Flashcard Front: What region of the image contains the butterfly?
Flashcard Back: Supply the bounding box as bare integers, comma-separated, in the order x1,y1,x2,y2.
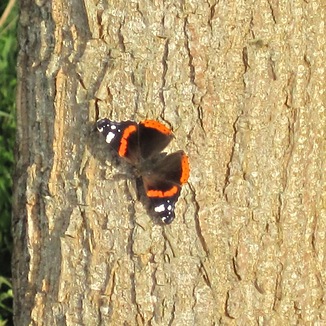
97,119,190,224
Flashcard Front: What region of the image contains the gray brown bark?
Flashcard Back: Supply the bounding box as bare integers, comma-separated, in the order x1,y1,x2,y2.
13,0,325,325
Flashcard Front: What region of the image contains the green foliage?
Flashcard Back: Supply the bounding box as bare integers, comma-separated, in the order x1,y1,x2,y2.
0,1,18,325
0,277,12,326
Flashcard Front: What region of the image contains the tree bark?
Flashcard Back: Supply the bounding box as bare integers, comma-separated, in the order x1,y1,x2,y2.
13,0,325,325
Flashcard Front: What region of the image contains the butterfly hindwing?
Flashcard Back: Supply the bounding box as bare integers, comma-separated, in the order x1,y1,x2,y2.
138,120,173,159
146,151,189,185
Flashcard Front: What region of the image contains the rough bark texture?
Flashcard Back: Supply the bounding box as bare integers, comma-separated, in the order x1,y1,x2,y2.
13,0,325,325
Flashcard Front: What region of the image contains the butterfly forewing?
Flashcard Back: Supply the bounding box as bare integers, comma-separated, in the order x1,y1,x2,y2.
97,119,140,164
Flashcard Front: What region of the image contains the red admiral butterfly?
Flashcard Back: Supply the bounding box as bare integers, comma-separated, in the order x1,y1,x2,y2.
97,119,190,224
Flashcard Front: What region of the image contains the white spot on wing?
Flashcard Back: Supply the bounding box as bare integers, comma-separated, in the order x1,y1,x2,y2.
154,204,166,213
106,132,115,144
97,126,103,132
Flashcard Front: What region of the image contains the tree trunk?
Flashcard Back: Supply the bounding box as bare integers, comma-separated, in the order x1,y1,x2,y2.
13,0,325,325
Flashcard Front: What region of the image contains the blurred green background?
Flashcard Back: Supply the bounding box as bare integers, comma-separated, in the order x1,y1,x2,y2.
0,0,17,325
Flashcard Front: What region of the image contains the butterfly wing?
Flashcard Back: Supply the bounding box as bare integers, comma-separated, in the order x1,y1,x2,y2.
138,120,174,159
142,151,189,224
97,119,140,165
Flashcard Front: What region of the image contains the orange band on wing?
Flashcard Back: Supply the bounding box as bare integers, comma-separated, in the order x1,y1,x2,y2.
141,120,172,135
180,154,190,184
147,185,179,198
118,125,137,157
